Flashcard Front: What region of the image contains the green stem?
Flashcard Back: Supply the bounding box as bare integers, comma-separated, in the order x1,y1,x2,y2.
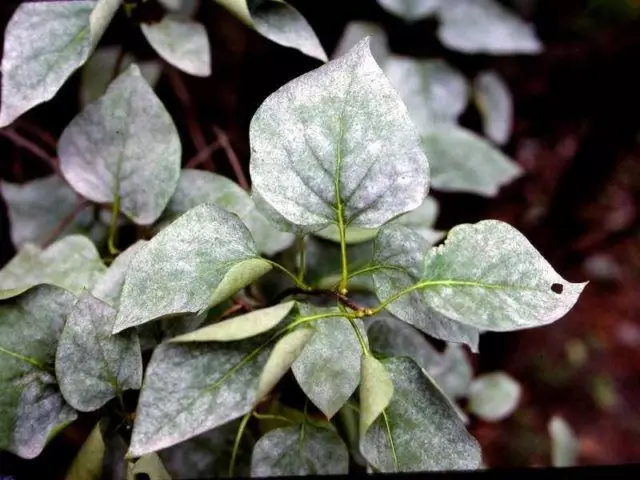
107,196,120,256
382,410,399,471
347,317,369,356
264,259,310,290
229,411,252,477
337,214,349,294
282,311,355,335
252,412,296,424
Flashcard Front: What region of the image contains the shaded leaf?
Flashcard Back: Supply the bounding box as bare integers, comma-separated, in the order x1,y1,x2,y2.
377,0,441,21
113,203,271,333
65,422,105,480
141,14,211,77
473,70,513,146
359,355,393,436
390,196,443,245
373,221,587,332
215,0,327,61
250,38,429,233
251,424,349,476
56,292,142,412
422,126,523,197
332,21,389,63
59,64,181,225
549,416,579,467
468,372,521,422
159,0,200,16
360,357,481,472
0,235,106,300
127,453,171,480
432,344,474,400
0,0,121,127
0,285,78,459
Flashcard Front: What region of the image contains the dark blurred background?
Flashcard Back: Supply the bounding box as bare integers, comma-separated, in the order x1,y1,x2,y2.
1,0,639,474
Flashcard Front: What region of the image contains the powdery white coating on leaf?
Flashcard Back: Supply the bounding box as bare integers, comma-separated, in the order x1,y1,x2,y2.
383,56,469,132
332,21,389,63
422,126,523,197
250,38,429,232
59,64,181,225
159,0,200,16
474,71,513,146
0,285,78,459
114,203,270,333
0,235,106,300
377,0,441,21
436,0,543,55
292,306,367,418
165,169,295,256
549,416,579,467
0,0,121,127
251,424,349,476
360,357,481,472
56,292,142,412
468,372,521,422
127,337,272,457
141,14,211,77
1,175,105,248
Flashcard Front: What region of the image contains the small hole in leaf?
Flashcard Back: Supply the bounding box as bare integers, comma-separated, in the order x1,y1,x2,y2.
135,474,151,480
551,283,564,294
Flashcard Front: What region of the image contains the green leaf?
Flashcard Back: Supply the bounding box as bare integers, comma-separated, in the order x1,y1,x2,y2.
360,357,481,472
374,220,588,332
292,306,367,418
65,422,105,480
313,225,379,245
332,21,389,63
81,46,162,106
436,0,543,55
468,372,521,422
432,344,474,400
377,0,441,21
372,226,480,350
59,64,181,225
170,301,295,343
422,126,523,197
359,355,393,436
250,38,429,233
1,175,106,248
140,14,211,77
383,57,469,132
113,203,271,333
0,0,121,127
56,292,142,412
214,0,327,61
473,70,513,146
163,169,295,256
548,416,579,467
0,235,106,300
0,285,78,459
390,196,444,245
127,453,172,480
251,424,349,476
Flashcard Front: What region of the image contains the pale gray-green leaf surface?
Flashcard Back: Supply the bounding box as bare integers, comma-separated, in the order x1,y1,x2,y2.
140,14,211,77
164,169,294,256
1,175,106,248
56,292,142,412
0,0,121,127
474,70,513,146
59,64,181,225
359,355,393,436
113,203,271,333
292,306,367,418
159,0,200,16
332,21,389,63
468,372,521,422
0,235,106,300
0,285,78,459
250,38,429,232
215,0,327,61
251,424,349,476
374,221,587,332
360,357,481,472
549,416,579,467
377,0,441,21
422,126,523,197
383,56,469,132
436,0,543,54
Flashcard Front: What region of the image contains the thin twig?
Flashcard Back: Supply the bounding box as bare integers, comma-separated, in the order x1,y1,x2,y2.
185,139,221,169
212,125,250,190
15,121,57,150
0,128,58,171
42,200,90,247
271,287,367,313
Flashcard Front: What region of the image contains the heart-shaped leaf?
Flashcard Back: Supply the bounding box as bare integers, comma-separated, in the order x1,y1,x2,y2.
56,292,142,412
360,357,481,472
215,0,327,61
59,64,181,225
0,235,106,300
251,424,349,476
373,221,587,332
0,0,121,127
468,372,521,422
140,14,211,77
250,38,429,233
377,0,441,21
0,285,78,459
473,70,513,146
113,203,271,333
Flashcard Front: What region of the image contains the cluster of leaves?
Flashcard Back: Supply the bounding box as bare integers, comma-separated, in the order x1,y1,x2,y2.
0,0,586,477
